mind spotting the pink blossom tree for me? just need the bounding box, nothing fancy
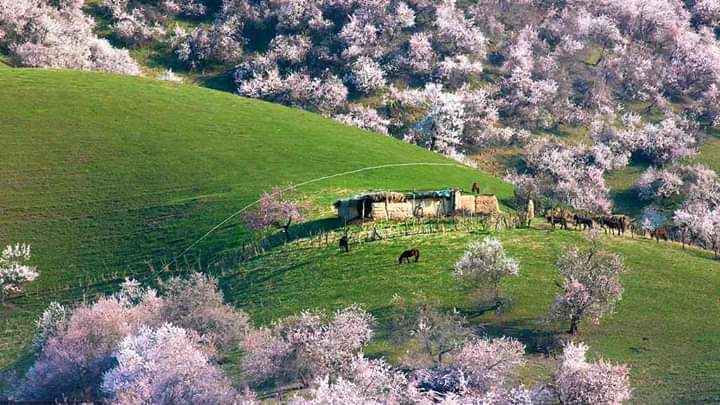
[160,273,251,353]
[553,341,631,404]
[333,105,390,134]
[15,294,159,400]
[171,23,244,69]
[16,274,249,402]
[548,231,626,334]
[512,138,614,214]
[243,187,304,242]
[636,118,697,165]
[101,324,252,404]
[240,306,374,387]
[634,167,684,201]
[0,0,140,74]
[454,337,526,394]
[347,56,386,94]
[290,355,419,404]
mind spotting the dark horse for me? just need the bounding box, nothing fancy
[596,215,631,236]
[471,182,480,194]
[546,209,571,230]
[573,214,594,230]
[399,248,420,264]
[339,235,349,252]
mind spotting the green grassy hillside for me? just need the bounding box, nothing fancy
[0,69,510,366]
[3,70,719,404]
[230,227,720,404]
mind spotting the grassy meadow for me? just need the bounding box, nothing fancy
[2,69,720,404]
[0,69,510,368]
[227,227,720,403]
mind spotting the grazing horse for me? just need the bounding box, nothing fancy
[573,214,594,230]
[339,235,349,252]
[596,215,631,236]
[546,209,571,230]
[398,248,420,264]
[471,182,480,194]
[651,227,670,243]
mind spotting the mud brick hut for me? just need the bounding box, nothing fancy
[334,189,500,222]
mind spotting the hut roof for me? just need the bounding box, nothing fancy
[334,189,464,208]
[366,191,407,202]
[406,189,455,199]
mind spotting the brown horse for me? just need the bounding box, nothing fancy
[651,227,671,243]
[471,182,480,194]
[399,248,420,264]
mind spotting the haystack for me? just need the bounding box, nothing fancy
[457,194,501,215]
[366,191,407,203]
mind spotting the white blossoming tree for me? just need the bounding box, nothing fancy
[554,341,631,404]
[0,243,39,304]
[455,237,520,309]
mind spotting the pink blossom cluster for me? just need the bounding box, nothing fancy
[14,273,251,402]
[240,305,374,386]
[634,166,684,201]
[242,187,305,240]
[508,138,615,213]
[554,342,631,405]
[548,232,625,334]
[0,0,140,74]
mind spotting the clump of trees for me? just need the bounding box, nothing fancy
[506,137,621,215]
[240,305,374,387]
[13,272,632,403]
[547,230,626,335]
[0,243,39,304]
[629,163,720,253]
[14,274,251,402]
[0,0,140,74]
[554,341,631,404]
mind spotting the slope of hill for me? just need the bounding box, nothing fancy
[0,69,510,366]
[3,70,719,404]
[230,228,720,404]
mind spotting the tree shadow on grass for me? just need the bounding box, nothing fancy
[0,347,35,398]
[481,320,563,356]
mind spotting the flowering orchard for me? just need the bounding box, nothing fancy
[13,267,632,403]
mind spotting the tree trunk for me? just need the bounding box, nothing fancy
[569,316,579,335]
[282,221,292,242]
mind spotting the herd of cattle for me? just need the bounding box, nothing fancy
[544,209,672,242]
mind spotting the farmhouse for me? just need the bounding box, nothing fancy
[334,189,500,222]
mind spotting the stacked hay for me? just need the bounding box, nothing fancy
[475,195,501,215]
[372,201,413,220]
[458,195,501,215]
[367,191,407,203]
